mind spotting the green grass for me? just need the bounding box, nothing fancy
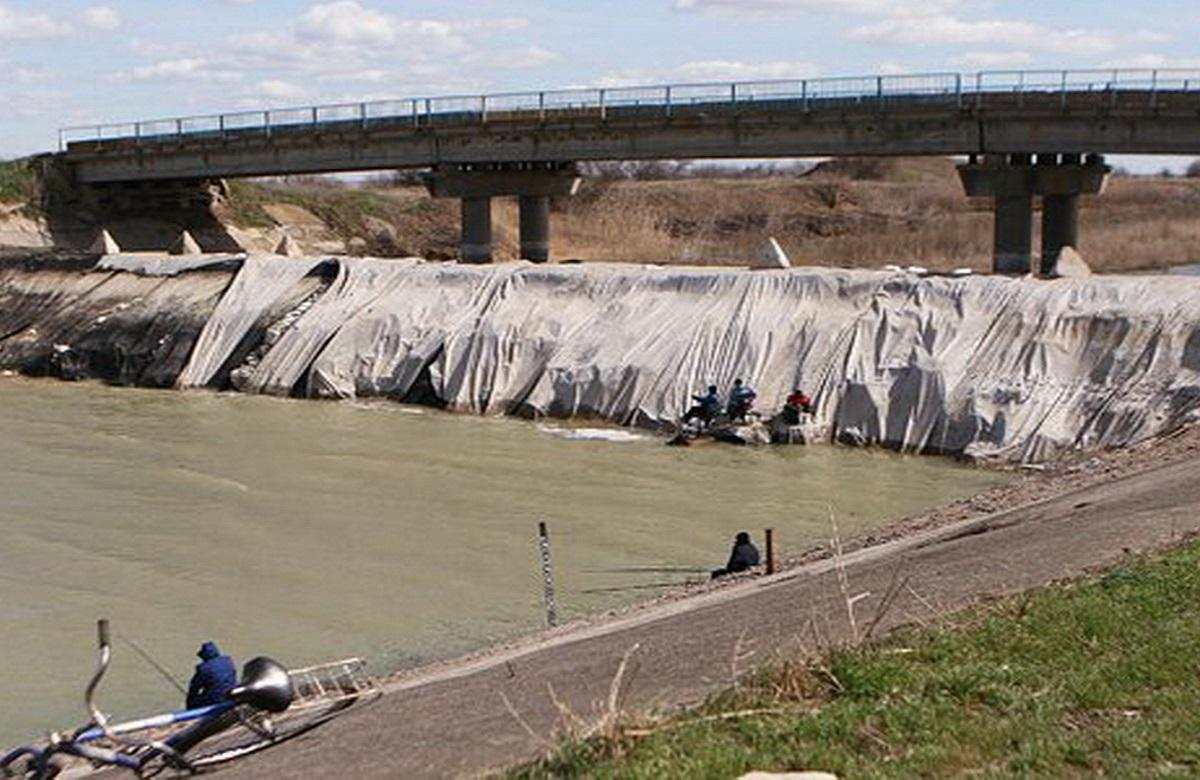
[514,541,1200,779]
[225,179,410,234]
[0,158,36,203]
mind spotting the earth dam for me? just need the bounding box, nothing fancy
[3,253,1200,746]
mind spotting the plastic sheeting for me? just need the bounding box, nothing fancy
[8,257,1200,463]
[233,257,421,395]
[214,260,1200,463]
[175,255,325,388]
[97,253,245,277]
[0,266,231,384]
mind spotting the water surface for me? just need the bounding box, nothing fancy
[0,377,1001,745]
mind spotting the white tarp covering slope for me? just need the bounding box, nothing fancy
[223,260,1200,463]
[176,255,325,388]
[97,253,245,277]
[236,257,422,395]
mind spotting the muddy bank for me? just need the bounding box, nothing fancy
[2,254,1199,463]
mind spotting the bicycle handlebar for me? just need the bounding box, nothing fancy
[83,619,112,737]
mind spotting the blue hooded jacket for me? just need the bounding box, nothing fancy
[186,641,238,710]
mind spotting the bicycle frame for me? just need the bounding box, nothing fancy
[2,620,293,779]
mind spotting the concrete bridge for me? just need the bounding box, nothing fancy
[57,69,1200,272]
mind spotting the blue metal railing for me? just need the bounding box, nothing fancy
[58,68,1200,151]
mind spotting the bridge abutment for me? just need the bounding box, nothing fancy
[959,153,1109,276]
[425,163,580,263]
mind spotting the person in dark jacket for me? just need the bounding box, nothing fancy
[186,641,238,710]
[726,379,758,422]
[683,385,722,426]
[711,531,761,579]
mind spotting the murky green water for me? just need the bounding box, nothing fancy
[0,377,1001,746]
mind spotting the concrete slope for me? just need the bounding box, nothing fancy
[216,454,1200,779]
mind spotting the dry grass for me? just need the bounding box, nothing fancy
[226,159,1200,273]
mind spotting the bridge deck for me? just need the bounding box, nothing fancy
[58,69,1200,183]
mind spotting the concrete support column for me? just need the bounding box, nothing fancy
[960,153,1109,277]
[1041,194,1079,277]
[460,196,493,264]
[993,194,1034,275]
[425,163,580,264]
[958,155,1034,275]
[518,195,551,263]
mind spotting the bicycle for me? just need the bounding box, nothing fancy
[2,620,382,778]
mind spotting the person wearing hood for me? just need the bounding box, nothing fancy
[711,531,761,579]
[186,641,238,710]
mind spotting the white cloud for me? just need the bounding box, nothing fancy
[253,79,307,100]
[1100,54,1200,69]
[597,59,820,87]
[675,59,819,80]
[483,45,561,70]
[0,4,71,39]
[848,15,1155,56]
[126,58,243,83]
[848,16,1039,47]
[294,1,467,52]
[12,65,50,83]
[84,6,121,31]
[673,0,958,17]
[952,51,1035,68]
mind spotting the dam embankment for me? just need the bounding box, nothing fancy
[3,254,1199,464]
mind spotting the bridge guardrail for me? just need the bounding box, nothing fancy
[58,68,1200,151]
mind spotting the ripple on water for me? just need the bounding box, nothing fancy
[0,377,1003,747]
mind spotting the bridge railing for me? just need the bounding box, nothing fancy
[57,68,1200,151]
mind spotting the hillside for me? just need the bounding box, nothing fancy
[3,156,1199,273]
[218,158,1200,273]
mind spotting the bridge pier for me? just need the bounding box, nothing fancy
[425,163,580,263]
[958,154,1109,276]
[461,196,493,264]
[519,195,552,263]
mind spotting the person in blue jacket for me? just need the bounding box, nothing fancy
[683,385,722,426]
[726,379,758,422]
[186,641,238,710]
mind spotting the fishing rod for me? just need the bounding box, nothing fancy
[116,632,188,696]
[581,580,697,594]
[583,566,708,575]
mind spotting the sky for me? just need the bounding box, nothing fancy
[2,0,1198,168]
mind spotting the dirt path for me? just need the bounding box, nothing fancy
[208,449,1200,779]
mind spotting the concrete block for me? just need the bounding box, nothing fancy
[751,237,791,269]
[1055,247,1092,279]
[169,230,202,255]
[89,229,121,254]
[273,233,305,257]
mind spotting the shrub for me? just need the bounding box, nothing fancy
[0,158,36,202]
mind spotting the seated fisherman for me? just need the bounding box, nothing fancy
[782,388,815,425]
[186,641,238,710]
[726,379,758,423]
[683,385,722,426]
[712,531,761,579]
